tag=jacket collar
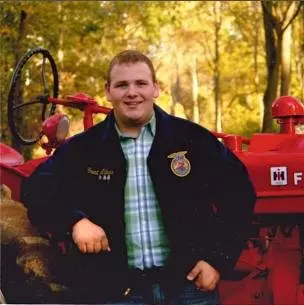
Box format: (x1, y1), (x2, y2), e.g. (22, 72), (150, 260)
(87, 104), (174, 149)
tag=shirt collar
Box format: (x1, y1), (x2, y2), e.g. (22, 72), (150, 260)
(115, 111), (156, 139)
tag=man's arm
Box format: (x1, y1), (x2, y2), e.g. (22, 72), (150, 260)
(189, 135), (256, 286)
(207, 140), (256, 273)
(22, 143), (111, 253)
(22, 144), (79, 235)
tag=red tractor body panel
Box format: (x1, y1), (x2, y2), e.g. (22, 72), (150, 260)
(237, 135), (304, 214)
(0, 143), (48, 201)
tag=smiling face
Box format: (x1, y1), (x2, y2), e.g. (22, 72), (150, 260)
(105, 62), (159, 134)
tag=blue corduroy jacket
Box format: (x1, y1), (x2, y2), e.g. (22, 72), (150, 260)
(22, 105), (256, 297)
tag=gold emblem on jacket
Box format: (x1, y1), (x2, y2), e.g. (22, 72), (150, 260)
(167, 151), (191, 177)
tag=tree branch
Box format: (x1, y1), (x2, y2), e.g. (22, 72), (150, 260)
(282, 1), (302, 32)
(281, 2), (293, 24)
(261, 0), (278, 28)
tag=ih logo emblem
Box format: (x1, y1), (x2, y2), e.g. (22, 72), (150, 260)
(270, 166), (287, 186)
(168, 151), (191, 177)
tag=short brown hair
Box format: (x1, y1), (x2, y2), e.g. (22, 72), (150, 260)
(106, 50), (156, 84)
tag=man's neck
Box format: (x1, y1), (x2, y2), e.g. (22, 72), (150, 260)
(118, 125), (142, 138)
(115, 113), (154, 138)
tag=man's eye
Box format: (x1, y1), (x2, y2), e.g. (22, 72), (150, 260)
(116, 83), (128, 88)
(137, 82), (147, 86)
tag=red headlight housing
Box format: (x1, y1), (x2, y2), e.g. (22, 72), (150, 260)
(41, 114), (70, 154)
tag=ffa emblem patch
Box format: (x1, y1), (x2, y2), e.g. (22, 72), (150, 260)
(167, 151), (191, 177)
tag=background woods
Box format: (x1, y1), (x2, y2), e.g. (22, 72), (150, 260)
(1, 1), (303, 158)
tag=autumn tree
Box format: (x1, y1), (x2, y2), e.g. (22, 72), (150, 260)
(261, 0), (302, 132)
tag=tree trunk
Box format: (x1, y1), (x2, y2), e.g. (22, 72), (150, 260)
(191, 57), (200, 124)
(280, 25), (292, 96)
(252, 1), (260, 91)
(214, 1), (222, 132)
(170, 54), (181, 116)
(11, 10), (27, 152)
(261, 2), (280, 132)
(301, 5), (304, 101)
(57, 2), (64, 71)
(261, 0), (302, 132)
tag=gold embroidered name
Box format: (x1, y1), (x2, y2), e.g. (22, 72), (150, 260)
(87, 167), (114, 176)
(87, 167), (99, 175)
(99, 169), (114, 175)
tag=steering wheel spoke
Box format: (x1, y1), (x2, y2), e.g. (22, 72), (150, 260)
(12, 100), (43, 111)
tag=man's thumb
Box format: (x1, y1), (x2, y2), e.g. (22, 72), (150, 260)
(187, 267), (199, 281)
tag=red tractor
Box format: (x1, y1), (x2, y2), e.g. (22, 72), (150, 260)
(1, 48), (304, 304)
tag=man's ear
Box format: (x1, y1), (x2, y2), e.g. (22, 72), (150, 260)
(105, 83), (111, 101)
(153, 82), (160, 99)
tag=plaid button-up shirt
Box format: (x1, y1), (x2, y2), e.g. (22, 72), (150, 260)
(116, 113), (170, 270)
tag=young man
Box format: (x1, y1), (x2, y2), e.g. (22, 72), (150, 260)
(23, 50), (256, 305)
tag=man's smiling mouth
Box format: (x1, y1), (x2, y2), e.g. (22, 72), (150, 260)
(124, 101), (143, 106)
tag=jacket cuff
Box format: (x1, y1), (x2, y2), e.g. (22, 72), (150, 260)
(198, 250), (238, 276)
(70, 208), (89, 228)
(188, 242), (242, 277)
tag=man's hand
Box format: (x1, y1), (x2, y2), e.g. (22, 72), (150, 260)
(72, 218), (110, 253)
(187, 260), (220, 291)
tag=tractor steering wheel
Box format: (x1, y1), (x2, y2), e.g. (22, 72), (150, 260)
(7, 48), (59, 145)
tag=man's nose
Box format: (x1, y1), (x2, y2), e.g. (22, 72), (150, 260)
(126, 84), (138, 97)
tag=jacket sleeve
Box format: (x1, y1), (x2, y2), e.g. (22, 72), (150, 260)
(197, 136), (257, 276)
(21, 142), (88, 240)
